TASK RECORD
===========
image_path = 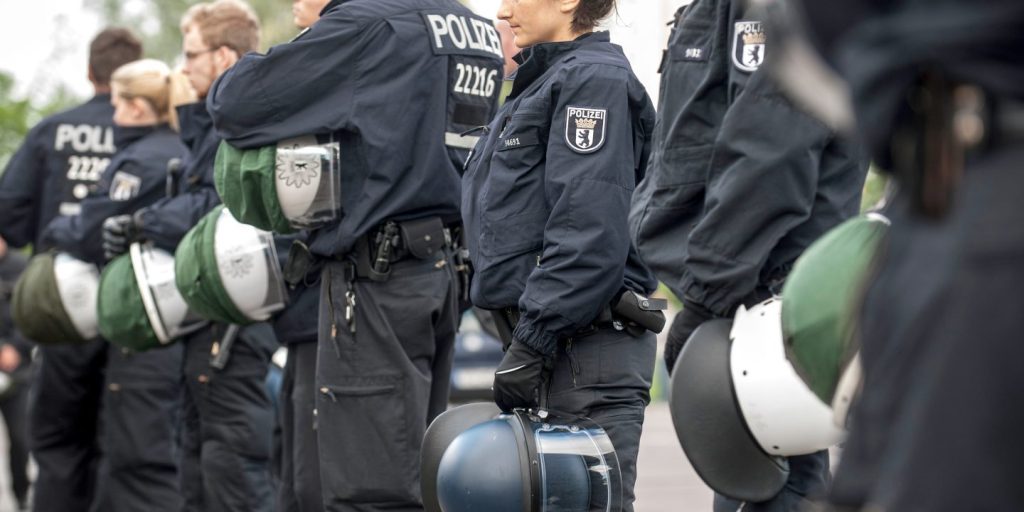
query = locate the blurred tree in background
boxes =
[84,0,299,63]
[0,72,81,171]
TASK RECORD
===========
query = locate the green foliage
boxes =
[0,72,81,172]
[0,74,32,170]
[85,0,300,63]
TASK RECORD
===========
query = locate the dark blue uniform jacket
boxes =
[462,32,658,357]
[0,95,116,251]
[43,125,187,266]
[207,0,503,258]
[629,0,868,317]
[134,103,222,252]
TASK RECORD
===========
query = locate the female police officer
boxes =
[461,0,658,509]
[41,59,190,512]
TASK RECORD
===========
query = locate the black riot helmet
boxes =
[422,404,621,512]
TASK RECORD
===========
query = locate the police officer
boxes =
[99,3,279,511]
[0,27,141,512]
[787,1,1024,510]
[41,59,189,512]
[206,0,503,509]
[629,0,868,509]
[461,0,659,509]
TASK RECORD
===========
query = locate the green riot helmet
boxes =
[782,213,889,424]
[214,134,342,233]
[98,243,207,351]
[175,206,287,325]
[11,252,100,344]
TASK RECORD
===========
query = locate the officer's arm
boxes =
[43,160,164,265]
[0,124,48,248]
[134,186,221,252]
[681,69,830,316]
[207,14,364,148]
[512,67,636,357]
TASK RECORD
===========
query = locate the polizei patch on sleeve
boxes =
[565,107,606,154]
[732,21,765,72]
[108,170,141,201]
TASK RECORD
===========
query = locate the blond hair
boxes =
[181,0,261,56]
[112,59,196,130]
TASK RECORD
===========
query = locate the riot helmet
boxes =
[97,243,207,351]
[425,405,622,512]
[11,252,100,344]
[175,206,287,325]
[669,298,845,502]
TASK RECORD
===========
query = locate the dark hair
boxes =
[89,28,143,86]
[573,0,616,33]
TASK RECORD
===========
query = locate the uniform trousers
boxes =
[29,340,106,512]
[544,327,657,512]
[180,323,277,512]
[317,253,458,512]
[91,343,184,512]
[277,341,323,512]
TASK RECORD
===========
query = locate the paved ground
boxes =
[635,402,713,512]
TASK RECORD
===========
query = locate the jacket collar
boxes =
[176,102,214,151]
[321,0,354,16]
[508,31,608,100]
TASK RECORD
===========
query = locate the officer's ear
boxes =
[212,46,240,74]
[556,0,581,16]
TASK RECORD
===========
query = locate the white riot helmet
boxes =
[669,298,845,502]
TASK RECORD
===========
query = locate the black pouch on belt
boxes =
[284,239,322,288]
[611,290,668,333]
[399,217,447,259]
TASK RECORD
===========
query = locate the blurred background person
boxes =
[0,237,32,512]
[41,58,191,512]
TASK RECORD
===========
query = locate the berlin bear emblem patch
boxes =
[565,106,606,154]
[733,21,766,72]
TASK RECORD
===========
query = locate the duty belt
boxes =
[490,290,667,350]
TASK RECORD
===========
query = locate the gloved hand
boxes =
[493,340,550,412]
[664,299,715,375]
[102,214,143,261]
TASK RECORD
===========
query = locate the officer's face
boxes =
[498,0,578,48]
[292,0,330,29]
[182,25,217,98]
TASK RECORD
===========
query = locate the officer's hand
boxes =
[493,341,549,412]
[102,214,141,261]
[664,300,715,375]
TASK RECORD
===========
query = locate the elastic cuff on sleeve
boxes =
[511,321,559,357]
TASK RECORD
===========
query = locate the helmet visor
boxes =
[529,414,622,512]
[275,134,342,230]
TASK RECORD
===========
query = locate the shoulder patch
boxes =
[108,170,141,201]
[564,106,606,154]
[732,21,765,72]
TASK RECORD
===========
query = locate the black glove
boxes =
[102,214,143,261]
[493,341,550,412]
[664,299,715,375]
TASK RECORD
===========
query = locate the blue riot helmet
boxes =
[432,408,621,512]
[422,402,503,512]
